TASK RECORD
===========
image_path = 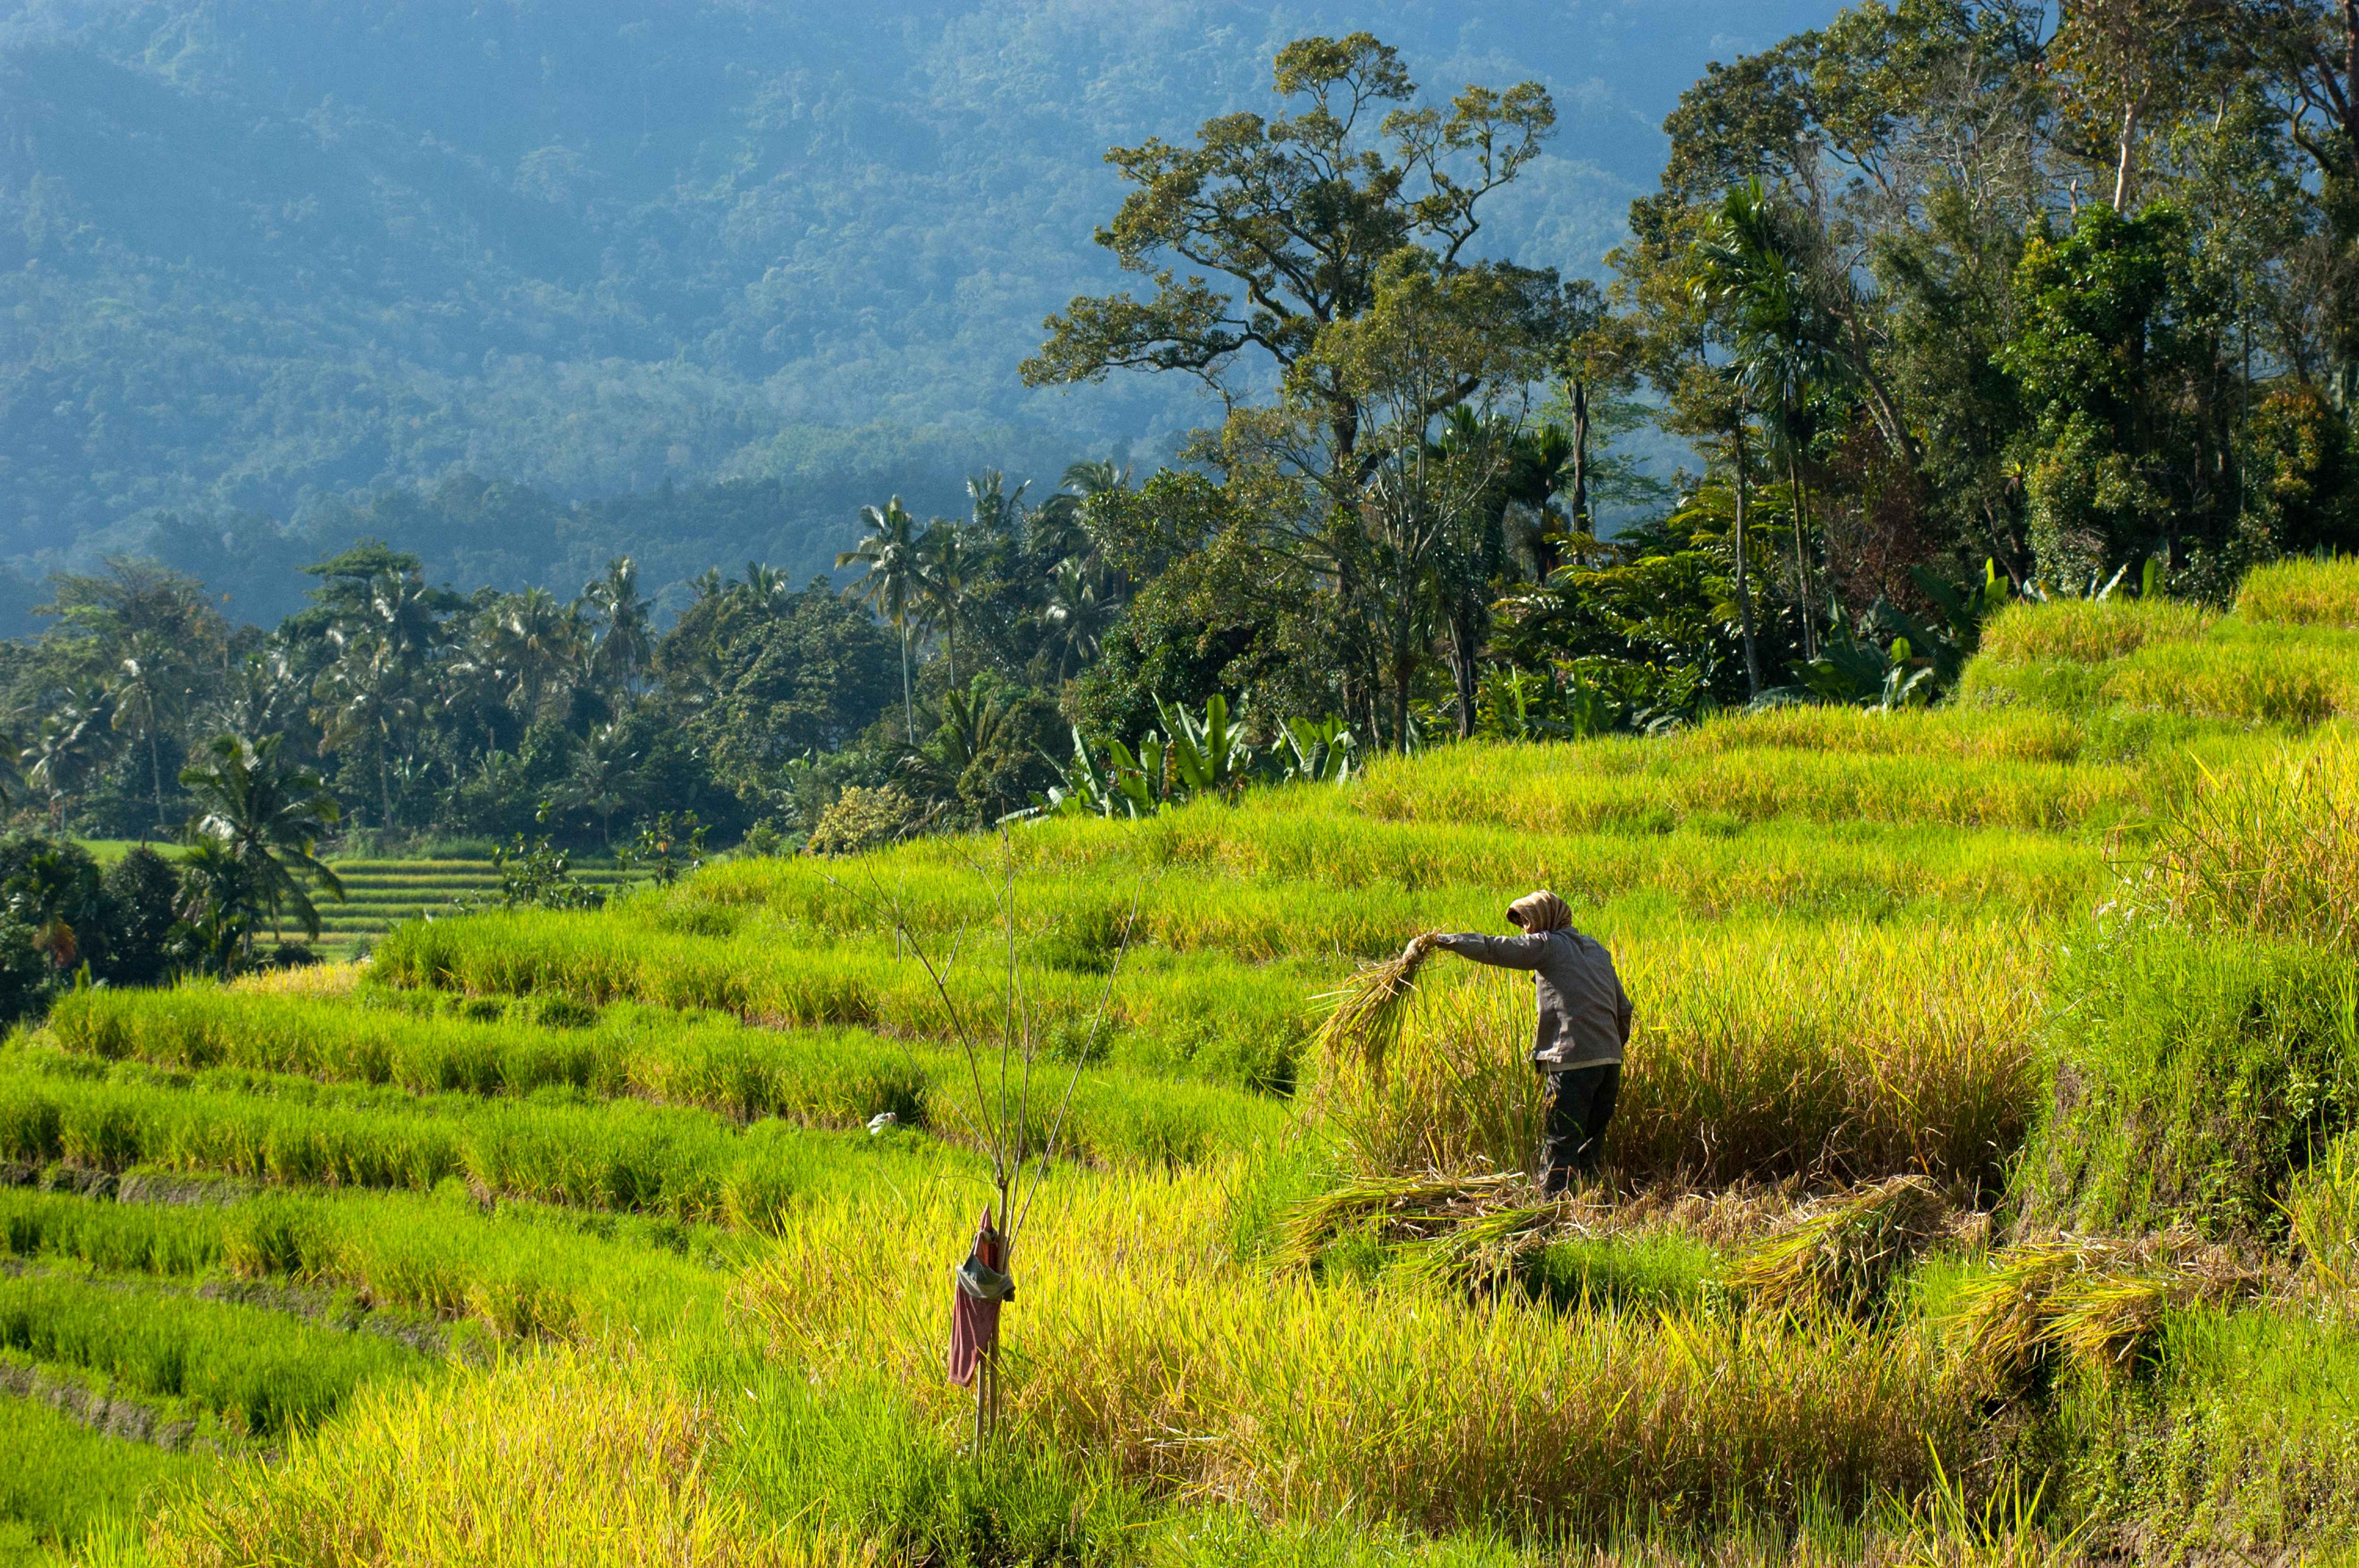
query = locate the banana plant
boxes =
[1276,717,1355,784]
[1157,693,1255,799]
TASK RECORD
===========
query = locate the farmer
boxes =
[1418,890,1633,1196]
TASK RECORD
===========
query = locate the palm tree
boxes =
[584,556,654,704]
[312,633,419,830]
[207,649,309,744]
[1692,178,1846,664]
[741,561,792,616]
[1041,558,1118,682]
[554,720,644,845]
[180,733,345,950]
[27,684,115,833]
[917,520,976,689]
[360,571,448,670]
[485,588,581,721]
[838,497,926,742]
[1032,457,1132,567]
[108,632,190,834]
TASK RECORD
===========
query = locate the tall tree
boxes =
[179,733,344,949]
[108,632,192,834]
[838,498,927,742]
[1023,30,1556,489]
[1692,179,1849,661]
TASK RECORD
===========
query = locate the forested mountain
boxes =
[0,0,1827,627]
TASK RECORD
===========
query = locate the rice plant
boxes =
[2236,555,2359,629]
[0,1270,429,1436]
[2143,723,2359,953]
[739,1170,1984,1540]
[1975,599,2214,665]
[0,1392,236,1557]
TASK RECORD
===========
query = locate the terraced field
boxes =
[8,559,2359,1565]
[307,860,643,959]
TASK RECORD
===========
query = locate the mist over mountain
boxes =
[0,0,1832,625]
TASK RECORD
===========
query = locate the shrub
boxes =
[805,785,918,855]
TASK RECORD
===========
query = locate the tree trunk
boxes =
[1786,441,1817,662]
[1569,379,1591,539]
[1732,425,1763,700]
[900,622,915,744]
[2113,98,2141,214]
[149,729,166,836]
[1450,607,1480,741]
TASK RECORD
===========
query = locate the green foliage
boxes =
[2018,925,2359,1241]
[0,1271,428,1437]
[2001,205,2226,588]
[0,1391,233,1556]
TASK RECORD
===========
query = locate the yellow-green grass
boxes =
[0,1270,430,1438]
[2236,555,2359,629]
[742,1169,1987,1540]
[2145,722,2359,954]
[300,858,644,957]
[0,1184,726,1343]
[49,984,1288,1169]
[1976,598,2215,665]
[0,1391,236,1560]
[0,1048,970,1230]
[113,1346,820,1568]
[379,914,1322,1090]
[682,814,2113,936]
[1353,729,2163,836]
[1324,919,2047,1193]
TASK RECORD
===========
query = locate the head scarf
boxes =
[1506,890,1571,934]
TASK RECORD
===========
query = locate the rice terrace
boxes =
[15,2,2359,1563]
[0,560,2353,1564]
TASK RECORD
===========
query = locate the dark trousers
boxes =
[1542,1062,1620,1193]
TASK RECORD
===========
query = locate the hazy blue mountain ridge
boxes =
[0,0,1832,625]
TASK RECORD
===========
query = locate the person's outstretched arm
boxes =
[1427,931,1551,970]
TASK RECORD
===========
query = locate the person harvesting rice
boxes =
[1409,890,1633,1195]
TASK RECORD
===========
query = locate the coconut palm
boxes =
[838,497,926,742]
[27,684,115,833]
[1692,178,1847,664]
[1040,558,1119,682]
[108,631,192,833]
[554,720,644,846]
[1032,457,1132,567]
[179,733,344,949]
[917,520,977,688]
[584,556,654,704]
[484,588,582,721]
[359,571,449,670]
[312,632,419,830]
[207,649,309,744]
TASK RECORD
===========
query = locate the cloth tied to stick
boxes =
[947,1209,1013,1387]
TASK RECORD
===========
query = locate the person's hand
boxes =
[1402,931,1437,963]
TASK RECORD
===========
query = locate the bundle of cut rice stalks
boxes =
[1273,1170,1522,1275]
[1955,1234,2259,1391]
[1729,1175,1951,1320]
[1313,931,1440,1089]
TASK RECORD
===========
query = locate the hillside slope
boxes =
[0,0,1827,617]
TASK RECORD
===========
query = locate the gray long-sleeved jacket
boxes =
[1434,928,1634,1070]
